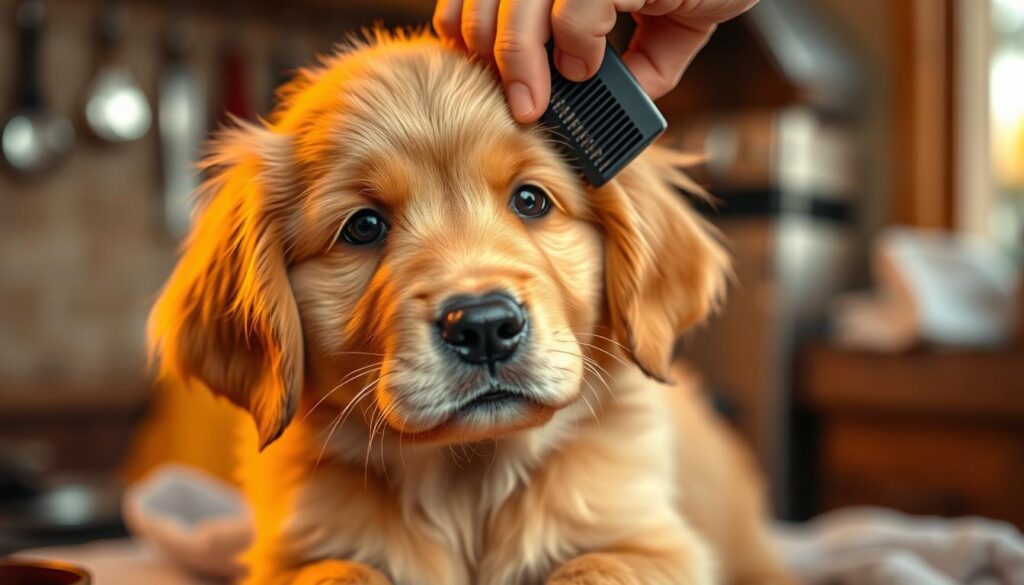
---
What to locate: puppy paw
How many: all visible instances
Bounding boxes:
[547,554,640,585]
[547,551,716,585]
[732,571,799,585]
[292,560,391,585]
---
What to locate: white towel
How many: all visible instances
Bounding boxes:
[775,507,1024,584]
[832,228,1020,352]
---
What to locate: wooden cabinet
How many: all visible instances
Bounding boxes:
[800,345,1024,527]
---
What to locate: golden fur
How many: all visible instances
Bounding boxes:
[149,30,792,585]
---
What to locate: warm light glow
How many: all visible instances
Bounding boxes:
[85,69,152,142]
[1,115,39,167]
[991,51,1024,186]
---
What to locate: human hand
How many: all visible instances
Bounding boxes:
[433,0,759,122]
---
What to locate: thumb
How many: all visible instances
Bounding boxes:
[622,14,714,99]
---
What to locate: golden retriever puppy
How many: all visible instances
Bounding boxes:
[149,30,791,585]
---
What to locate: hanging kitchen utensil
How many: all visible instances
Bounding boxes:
[158,17,205,238]
[266,19,305,115]
[1,0,74,176]
[218,38,254,124]
[82,0,151,143]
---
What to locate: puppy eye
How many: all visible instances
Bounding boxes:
[510,184,551,219]
[340,209,388,246]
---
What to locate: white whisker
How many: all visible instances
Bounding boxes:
[582,361,619,405]
[554,327,633,355]
[574,340,632,370]
[303,362,383,421]
[314,374,383,470]
[329,350,389,358]
[373,400,400,489]
[579,387,599,423]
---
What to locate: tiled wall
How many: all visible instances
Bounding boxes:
[1,0,171,391]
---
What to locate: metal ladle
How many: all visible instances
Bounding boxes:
[1,0,74,176]
[83,0,151,143]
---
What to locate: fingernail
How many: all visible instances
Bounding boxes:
[556,51,589,81]
[506,82,535,120]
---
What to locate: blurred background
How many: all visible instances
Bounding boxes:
[0,0,1021,558]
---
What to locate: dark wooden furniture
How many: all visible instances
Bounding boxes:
[0,383,148,476]
[800,344,1024,528]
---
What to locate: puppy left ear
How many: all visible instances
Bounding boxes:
[148,122,303,450]
[595,147,729,382]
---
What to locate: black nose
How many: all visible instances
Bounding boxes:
[438,293,526,373]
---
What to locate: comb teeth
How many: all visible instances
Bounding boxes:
[541,44,667,187]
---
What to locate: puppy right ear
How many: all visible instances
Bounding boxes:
[595,147,729,382]
[148,122,303,450]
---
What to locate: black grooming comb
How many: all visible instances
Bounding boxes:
[541,43,667,188]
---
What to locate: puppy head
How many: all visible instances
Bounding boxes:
[148,31,726,449]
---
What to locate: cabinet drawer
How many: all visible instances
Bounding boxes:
[818,416,1024,527]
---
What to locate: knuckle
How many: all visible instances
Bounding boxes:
[552,8,616,62]
[647,73,678,97]
[461,15,493,49]
[493,31,532,57]
[551,8,587,37]
[432,13,456,37]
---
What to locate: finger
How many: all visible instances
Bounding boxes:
[432,0,464,43]
[550,0,613,81]
[636,0,684,17]
[460,0,500,59]
[622,14,714,99]
[551,0,649,81]
[643,0,760,22]
[494,0,553,122]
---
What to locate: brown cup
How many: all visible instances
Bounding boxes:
[0,559,91,585]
